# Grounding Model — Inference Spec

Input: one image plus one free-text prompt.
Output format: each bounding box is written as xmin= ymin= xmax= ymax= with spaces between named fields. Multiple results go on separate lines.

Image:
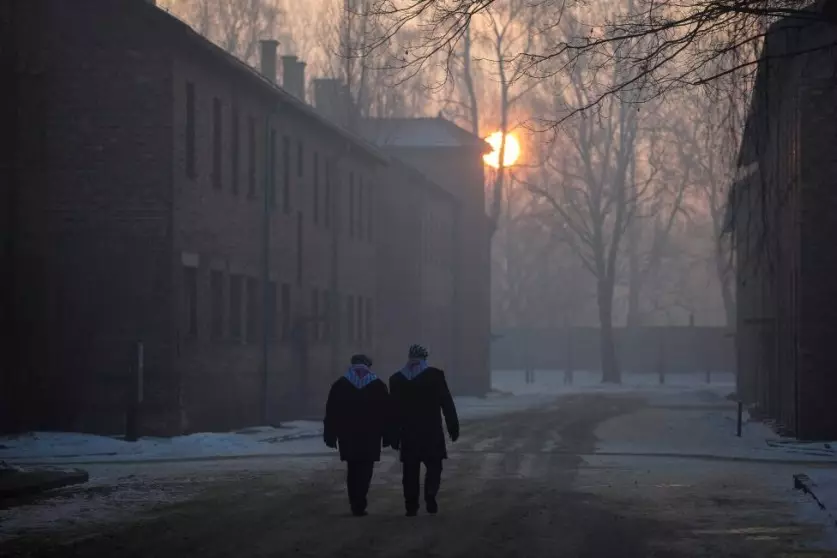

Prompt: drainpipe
xmin=329 ymin=142 xmax=353 ymax=377
xmin=261 ymin=113 xmax=273 ymax=425
xmin=259 ymin=39 xmax=279 ymax=426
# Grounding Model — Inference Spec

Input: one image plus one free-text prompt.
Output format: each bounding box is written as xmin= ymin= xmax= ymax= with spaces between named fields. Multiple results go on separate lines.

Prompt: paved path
xmin=1 ymin=394 xmax=832 ymax=557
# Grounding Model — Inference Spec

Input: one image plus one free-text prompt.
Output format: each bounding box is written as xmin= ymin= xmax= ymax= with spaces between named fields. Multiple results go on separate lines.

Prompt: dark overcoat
xmin=323 ymin=377 xmax=391 ymax=462
xmin=389 ymin=367 xmax=460 ymax=462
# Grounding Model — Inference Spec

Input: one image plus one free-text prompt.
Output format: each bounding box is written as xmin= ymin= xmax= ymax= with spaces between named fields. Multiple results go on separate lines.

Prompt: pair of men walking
xmin=323 ymin=344 xmax=460 ymax=517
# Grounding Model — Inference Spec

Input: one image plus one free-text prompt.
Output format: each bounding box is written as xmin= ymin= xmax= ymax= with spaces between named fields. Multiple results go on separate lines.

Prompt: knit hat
xmin=408 ymin=344 xmax=429 ymax=360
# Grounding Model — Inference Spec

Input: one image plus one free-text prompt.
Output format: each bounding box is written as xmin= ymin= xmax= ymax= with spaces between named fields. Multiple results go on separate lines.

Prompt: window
xmin=212 ymin=97 xmax=222 ymax=190
xmin=247 ymin=116 xmax=256 ymax=198
xmin=312 ymin=288 xmax=320 ymax=342
xmin=324 ymin=160 xmax=332 ymax=228
xmin=297 ymin=140 xmax=304 ymax=178
xmin=230 ymin=274 xmax=243 ymax=341
xmin=269 ymin=128 xmax=277 ymax=207
xmin=231 ymin=106 xmax=240 ymax=195
xmin=282 ymin=135 xmax=291 ymax=212
xmin=365 ymin=297 xmax=373 ymax=342
xmin=313 ymin=152 xmax=320 ymax=225
xmin=267 ymin=280 xmax=277 ymax=341
xmin=281 ymin=283 xmax=291 ymax=341
xmin=322 ymin=289 xmax=331 ymax=341
xmin=246 ymin=277 xmax=259 ymax=344
xmin=184 ymin=266 xmax=198 ymax=337
xmin=210 ymin=270 xmax=224 ymax=340
xmin=185 ymin=82 xmax=196 ymax=178
xmin=296 ymin=212 xmax=303 ymax=286
xmin=357 ymin=296 xmax=364 ymax=344
xmin=367 ymin=182 xmax=373 ymax=242
xmin=358 ymin=176 xmax=365 ymax=241
xmin=348 ymin=172 xmax=355 ymax=238
xmin=346 ymin=295 xmax=355 ymax=342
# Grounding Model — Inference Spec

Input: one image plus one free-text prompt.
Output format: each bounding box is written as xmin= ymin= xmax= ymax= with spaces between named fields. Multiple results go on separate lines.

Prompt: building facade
xmin=3 ymin=0 xmax=383 ymax=435
xmin=361 ymin=118 xmax=492 ymax=395
xmin=2 ymin=0 xmax=493 ymax=435
xmin=731 ymin=4 xmax=837 ymax=440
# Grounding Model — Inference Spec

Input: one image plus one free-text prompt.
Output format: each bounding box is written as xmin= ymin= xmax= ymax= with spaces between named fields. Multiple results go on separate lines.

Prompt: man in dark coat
xmin=389 ymin=344 xmax=459 ymax=516
xmin=324 ymin=354 xmax=391 ymax=517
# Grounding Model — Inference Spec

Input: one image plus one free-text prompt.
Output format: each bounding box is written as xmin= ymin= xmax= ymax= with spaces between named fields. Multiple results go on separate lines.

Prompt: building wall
xmin=6 ymin=0 xmax=175 ymax=434
xmin=734 ymin=15 xmax=837 ymax=440
xmin=168 ymin=41 xmax=378 ymax=431
xmin=384 ymin=147 xmax=491 ymax=395
xmin=375 ymin=160 xmax=458 ymax=378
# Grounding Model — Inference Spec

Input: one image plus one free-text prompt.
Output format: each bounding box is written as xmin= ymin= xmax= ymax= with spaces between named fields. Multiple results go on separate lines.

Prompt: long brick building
xmin=730 ymin=2 xmax=837 ymax=440
xmin=1 ymin=0 xmax=491 ymax=435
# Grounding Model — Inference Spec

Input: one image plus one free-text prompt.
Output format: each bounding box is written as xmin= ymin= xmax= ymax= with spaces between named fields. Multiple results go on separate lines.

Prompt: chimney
xmin=295 ymin=61 xmax=307 ymax=103
xmin=259 ymin=40 xmax=279 ymax=84
xmin=282 ymin=55 xmax=306 ymax=102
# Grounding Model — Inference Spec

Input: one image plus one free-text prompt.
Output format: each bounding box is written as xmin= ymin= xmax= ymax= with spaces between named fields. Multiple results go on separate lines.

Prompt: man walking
xmin=324 ymin=354 xmax=392 ymax=517
xmin=389 ymin=344 xmax=459 ymax=516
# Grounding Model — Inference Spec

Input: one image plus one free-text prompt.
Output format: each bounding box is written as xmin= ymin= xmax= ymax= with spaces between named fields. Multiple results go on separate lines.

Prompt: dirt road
xmin=1 ymin=394 xmax=832 ymax=557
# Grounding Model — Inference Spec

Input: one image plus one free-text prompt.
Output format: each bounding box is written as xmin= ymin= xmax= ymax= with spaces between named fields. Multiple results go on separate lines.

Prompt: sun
xmin=483 ymin=131 xmax=521 ymax=168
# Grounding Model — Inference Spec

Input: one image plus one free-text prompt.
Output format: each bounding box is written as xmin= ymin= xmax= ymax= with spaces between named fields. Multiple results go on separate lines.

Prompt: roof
xmin=147 ymin=3 xmax=388 ymax=165
xmin=359 ymin=117 xmax=491 ymax=151
xmin=385 ymin=155 xmax=457 ymax=203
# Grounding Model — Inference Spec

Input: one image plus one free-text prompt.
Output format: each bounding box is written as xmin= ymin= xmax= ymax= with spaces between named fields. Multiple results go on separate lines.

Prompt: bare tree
xmin=671 ymin=86 xmax=743 ymax=327
xmin=526 ymin=58 xmax=643 ymax=382
xmin=160 ymin=0 xmax=282 ymax=66
xmin=365 ymin=0 xmax=836 ymax=119
xmin=624 ymin=111 xmax=690 ymax=329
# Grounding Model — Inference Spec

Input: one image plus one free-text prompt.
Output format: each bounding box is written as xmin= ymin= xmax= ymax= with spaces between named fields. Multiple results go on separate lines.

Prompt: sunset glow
xmin=483 ymin=131 xmax=521 ymax=168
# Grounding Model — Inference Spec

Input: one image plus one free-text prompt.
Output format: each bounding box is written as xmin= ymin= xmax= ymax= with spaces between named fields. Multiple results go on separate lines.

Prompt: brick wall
xmin=8 ymin=0 xmax=175 ymax=434
xmin=376 ymin=159 xmax=458 ymax=378
xmin=387 ymin=147 xmax=492 ymax=395
xmin=169 ymin=43 xmax=379 ymax=430
xmin=734 ymin=15 xmax=837 ymax=440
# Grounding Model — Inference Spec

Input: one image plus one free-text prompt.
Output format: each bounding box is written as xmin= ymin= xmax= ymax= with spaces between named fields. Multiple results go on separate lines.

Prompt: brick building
xmin=360 ymin=118 xmax=492 ymax=395
xmin=2 ymin=0 xmax=492 ymax=435
xmin=3 ymin=0 xmax=385 ymax=435
xmin=730 ymin=2 xmax=837 ymax=440
xmin=373 ymin=156 xmax=459 ymax=377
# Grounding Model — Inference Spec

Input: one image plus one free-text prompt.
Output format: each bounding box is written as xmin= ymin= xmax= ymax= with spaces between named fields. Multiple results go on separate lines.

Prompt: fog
xmin=4 ymin=0 xmax=835 ymax=555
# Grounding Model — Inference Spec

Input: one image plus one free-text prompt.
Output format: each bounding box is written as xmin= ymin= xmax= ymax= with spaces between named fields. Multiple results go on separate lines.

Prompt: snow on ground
xmin=0 ymin=420 xmax=326 ymax=465
xmin=0 ymin=381 xmax=559 ymax=465
xmin=4 ymin=369 xmax=830 ymax=466
xmin=492 ymin=368 xmax=736 ymax=399
xmin=0 ymin=455 xmax=333 ymax=542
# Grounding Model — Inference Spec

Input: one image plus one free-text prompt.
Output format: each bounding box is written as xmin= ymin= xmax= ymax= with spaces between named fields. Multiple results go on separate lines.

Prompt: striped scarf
xmin=399 ymin=359 xmax=428 ymax=381
xmin=345 ymin=364 xmax=377 ymax=389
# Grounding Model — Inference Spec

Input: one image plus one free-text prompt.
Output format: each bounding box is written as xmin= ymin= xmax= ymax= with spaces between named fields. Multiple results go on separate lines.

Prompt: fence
xmin=491 ymin=326 xmax=736 ymax=376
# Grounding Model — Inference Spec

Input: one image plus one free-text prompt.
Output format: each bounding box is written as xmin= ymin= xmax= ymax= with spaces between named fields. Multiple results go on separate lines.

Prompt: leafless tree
xmin=670 ymin=86 xmax=744 ymax=327
xmin=525 ymin=59 xmax=643 ymax=382
xmin=364 ymin=0 xmax=837 ymax=121
xmin=160 ymin=0 xmax=282 ymax=67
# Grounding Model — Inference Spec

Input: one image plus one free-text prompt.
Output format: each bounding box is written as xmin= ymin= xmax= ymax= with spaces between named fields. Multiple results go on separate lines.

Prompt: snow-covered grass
xmin=0 ymin=421 xmax=325 ymax=465
xmin=0 ymin=387 xmax=559 ymax=465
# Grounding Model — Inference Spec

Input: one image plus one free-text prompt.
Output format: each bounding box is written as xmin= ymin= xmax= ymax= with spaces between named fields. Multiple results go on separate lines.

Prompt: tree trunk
xmin=597 ymin=278 xmax=621 ymax=383
xmin=716 ymin=254 xmax=735 ymax=328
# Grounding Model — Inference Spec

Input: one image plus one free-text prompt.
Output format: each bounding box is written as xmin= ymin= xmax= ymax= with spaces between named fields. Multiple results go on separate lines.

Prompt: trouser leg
xmin=424 ymin=459 xmax=443 ymax=511
xmin=347 ymin=461 xmax=372 ymax=514
xmin=358 ymin=460 xmax=374 ymax=511
xmin=402 ymin=459 xmax=421 ymax=512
